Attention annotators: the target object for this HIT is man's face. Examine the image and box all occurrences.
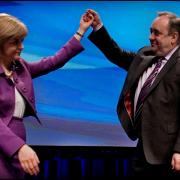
[149,16,175,56]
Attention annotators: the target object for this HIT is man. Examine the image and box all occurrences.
[85,9,180,177]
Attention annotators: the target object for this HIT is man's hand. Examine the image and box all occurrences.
[171,152,180,172]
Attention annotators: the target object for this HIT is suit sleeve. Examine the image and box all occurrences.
[0,119,25,158]
[88,26,136,71]
[173,130,180,153]
[22,36,84,78]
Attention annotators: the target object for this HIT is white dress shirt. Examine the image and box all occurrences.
[13,86,26,118]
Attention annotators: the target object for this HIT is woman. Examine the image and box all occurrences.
[0,13,93,179]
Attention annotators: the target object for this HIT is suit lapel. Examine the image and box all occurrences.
[124,55,156,94]
[148,51,180,95]
[122,55,156,121]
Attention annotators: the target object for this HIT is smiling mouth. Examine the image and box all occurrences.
[151,43,157,47]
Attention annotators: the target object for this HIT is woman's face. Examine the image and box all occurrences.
[1,37,24,63]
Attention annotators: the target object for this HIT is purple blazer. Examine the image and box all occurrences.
[0,37,84,158]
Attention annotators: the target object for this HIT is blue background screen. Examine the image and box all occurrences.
[1,1,179,147]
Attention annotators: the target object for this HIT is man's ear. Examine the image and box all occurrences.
[171,31,179,45]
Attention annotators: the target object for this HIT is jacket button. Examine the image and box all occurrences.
[14,78,18,83]
[21,87,27,93]
[29,97,34,103]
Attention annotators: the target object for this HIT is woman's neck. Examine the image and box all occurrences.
[0,58,13,77]
[3,68,13,77]
[0,56,12,70]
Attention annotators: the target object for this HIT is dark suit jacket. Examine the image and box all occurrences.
[89,26,180,164]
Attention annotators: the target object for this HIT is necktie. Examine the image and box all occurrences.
[134,58,163,123]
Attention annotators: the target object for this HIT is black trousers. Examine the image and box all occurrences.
[127,140,180,178]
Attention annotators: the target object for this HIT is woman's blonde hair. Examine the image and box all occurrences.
[0,13,28,46]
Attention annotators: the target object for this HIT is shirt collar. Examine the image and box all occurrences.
[165,45,179,61]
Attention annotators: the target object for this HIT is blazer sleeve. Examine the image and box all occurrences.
[0,120,25,158]
[88,26,136,71]
[22,36,84,78]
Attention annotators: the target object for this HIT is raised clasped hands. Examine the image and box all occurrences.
[76,9,102,39]
[83,9,102,30]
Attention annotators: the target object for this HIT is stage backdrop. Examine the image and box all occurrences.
[1,1,179,147]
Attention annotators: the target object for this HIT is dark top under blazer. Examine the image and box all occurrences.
[89,26,180,164]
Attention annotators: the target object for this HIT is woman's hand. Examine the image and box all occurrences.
[74,12,94,41]
[18,144,40,176]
